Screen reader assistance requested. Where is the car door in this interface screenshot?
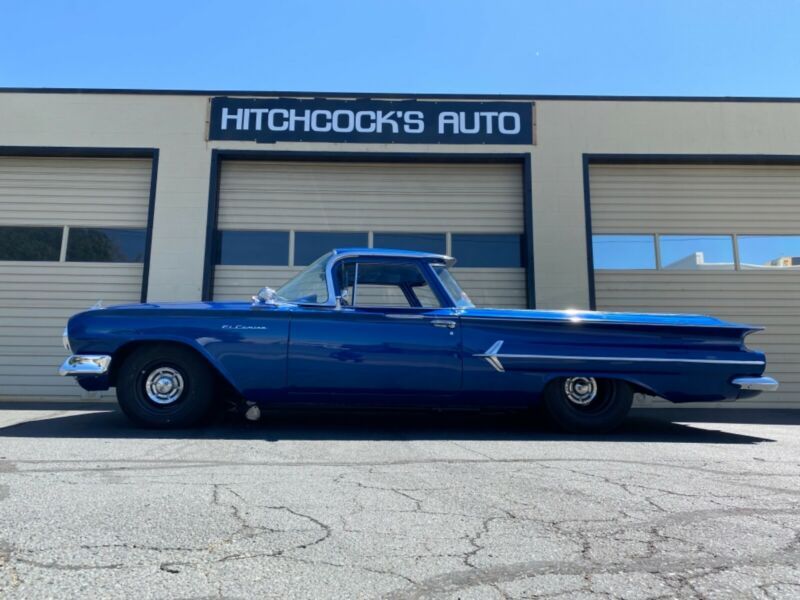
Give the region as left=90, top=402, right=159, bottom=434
left=287, top=259, right=462, bottom=401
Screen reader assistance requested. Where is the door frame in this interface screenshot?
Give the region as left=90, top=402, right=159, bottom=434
left=201, top=149, right=535, bottom=308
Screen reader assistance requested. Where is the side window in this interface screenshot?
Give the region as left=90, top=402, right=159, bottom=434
left=356, top=284, right=412, bottom=307
left=349, top=262, right=443, bottom=308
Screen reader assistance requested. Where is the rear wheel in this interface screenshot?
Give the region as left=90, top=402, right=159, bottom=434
left=116, top=344, right=215, bottom=428
left=542, top=377, right=633, bottom=433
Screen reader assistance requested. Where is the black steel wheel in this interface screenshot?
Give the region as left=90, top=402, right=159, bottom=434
left=542, top=377, right=633, bottom=433
left=116, top=344, right=214, bottom=428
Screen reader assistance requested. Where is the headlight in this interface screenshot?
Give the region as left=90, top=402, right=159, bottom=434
left=62, top=326, right=72, bottom=353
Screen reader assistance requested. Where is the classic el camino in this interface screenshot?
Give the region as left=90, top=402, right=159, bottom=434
left=60, top=248, right=778, bottom=431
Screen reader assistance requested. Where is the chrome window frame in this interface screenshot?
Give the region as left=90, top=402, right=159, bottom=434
left=307, top=252, right=457, bottom=309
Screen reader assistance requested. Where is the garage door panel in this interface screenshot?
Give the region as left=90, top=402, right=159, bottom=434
left=592, top=164, right=800, bottom=407
left=452, top=268, right=527, bottom=309
left=0, top=157, right=151, bottom=228
left=217, top=161, right=523, bottom=232
left=214, top=161, right=526, bottom=307
left=0, top=157, right=150, bottom=400
left=591, top=164, right=800, bottom=235
left=213, top=266, right=301, bottom=302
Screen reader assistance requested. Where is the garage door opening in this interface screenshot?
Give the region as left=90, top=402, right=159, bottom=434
left=0, top=154, right=155, bottom=400
left=588, top=162, right=800, bottom=407
left=207, top=158, right=532, bottom=309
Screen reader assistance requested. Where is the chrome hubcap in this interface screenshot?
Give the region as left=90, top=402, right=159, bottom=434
left=564, top=377, right=598, bottom=406
left=145, top=367, right=184, bottom=405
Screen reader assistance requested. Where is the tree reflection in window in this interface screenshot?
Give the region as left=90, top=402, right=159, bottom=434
left=0, top=226, right=62, bottom=261
left=66, top=228, right=146, bottom=263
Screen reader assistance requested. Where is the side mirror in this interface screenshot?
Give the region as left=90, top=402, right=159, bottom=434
left=334, top=288, right=349, bottom=310
left=252, top=286, right=279, bottom=305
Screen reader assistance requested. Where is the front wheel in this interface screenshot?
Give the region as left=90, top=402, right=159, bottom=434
left=116, top=344, right=215, bottom=428
left=542, top=377, right=633, bottom=434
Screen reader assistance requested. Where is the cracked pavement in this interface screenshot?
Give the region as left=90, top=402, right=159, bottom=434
left=0, top=406, right=798, bottom=599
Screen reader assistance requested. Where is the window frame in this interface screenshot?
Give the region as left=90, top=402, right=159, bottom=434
left=591, top=233, right=658, bottom=271
left=450, top=232, right=525, bottom=268
left=657, top=233, right=736, bottom=271
left=293, top=231, right=369, bottom=266
left=736, top=234, right=800, bottom=270
left=0, top=225, right=63, bottom=262
left=332, top=257, right=453, bottom=310
left=64, top=226, right=148, bottom=264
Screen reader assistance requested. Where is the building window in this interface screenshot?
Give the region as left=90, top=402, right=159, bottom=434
left=660, top=235, right=735, bottom=271
left=294, top=231, right=368, bottom=266
left=592, top=235, right=656, bottom=270
left=66, top=228, right=146, bottom=263
left=451, top=233, right=524, bottom=268
left=0, top=226, right=62, bottom=261
left=373, top=232, right=447, bottom=255
left=739, top=235, right=800, bottom=269
left=215, top=230, right=289, bottom=266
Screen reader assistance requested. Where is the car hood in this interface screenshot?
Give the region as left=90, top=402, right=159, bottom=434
left=459, top=308, right=760, bottom=331
left=101, top=301, right=253, bottom=311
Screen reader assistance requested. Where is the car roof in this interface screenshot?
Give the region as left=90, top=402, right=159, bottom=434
left=331, top=247, right=455, bottom=265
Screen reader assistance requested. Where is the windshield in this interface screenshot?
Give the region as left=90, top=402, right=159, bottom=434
left=433, top=265, right=474, bottom=308
left=275, top=252, right=331, bottom=303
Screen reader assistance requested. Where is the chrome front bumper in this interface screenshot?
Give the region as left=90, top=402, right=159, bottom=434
left=732, top=376, right=779, bottom=392
left=59, top=355, right=112, bottom=376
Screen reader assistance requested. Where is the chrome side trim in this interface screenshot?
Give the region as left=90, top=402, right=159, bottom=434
left=494, top=353, right=764, bottom=365
left=475, top=340, right=505, bottom=372
left=732, top=376, right=779, bottom=391
left=59, top=355, right=112, bottom=376
left=472, top=339, right=765, bottom=372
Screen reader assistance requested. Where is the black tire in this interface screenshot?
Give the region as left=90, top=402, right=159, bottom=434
left=542, top=377, right=633, bottom=434
left=116, top=344, right=215, bottom=428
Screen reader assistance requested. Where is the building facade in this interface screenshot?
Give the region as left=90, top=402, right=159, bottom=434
left=1, top=89, right=798, bottom=406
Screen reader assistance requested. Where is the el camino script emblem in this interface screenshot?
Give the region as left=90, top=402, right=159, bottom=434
left=221, top=324, right=268, bottom=330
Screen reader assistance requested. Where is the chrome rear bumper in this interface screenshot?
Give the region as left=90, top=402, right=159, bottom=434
left=59, top=355, right=112, bottom=376
left=731, top=376, right=779, bottom=392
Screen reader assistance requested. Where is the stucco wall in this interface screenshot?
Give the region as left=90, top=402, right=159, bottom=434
left=3, top=92, right=800, bottom=308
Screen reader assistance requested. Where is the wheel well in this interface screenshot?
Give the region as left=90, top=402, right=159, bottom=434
left=109, top=341, right=239, bottom=398
left=543, top=374, right=656, bottom=398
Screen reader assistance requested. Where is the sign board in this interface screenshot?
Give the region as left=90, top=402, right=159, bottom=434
left=208, top=97, right=534, bottom=145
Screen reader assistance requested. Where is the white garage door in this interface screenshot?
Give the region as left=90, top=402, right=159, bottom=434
left=212, top=161, right=527, bottom=308
left=0, top=156, right=153, bottom=399
left=590, top=163, right=800, bottom=407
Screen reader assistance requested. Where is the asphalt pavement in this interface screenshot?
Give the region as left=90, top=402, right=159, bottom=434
left=0, top=404, right=798, bottom=599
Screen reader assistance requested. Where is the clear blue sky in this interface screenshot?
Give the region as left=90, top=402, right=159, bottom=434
left=1, top=0, right=799, bottom=96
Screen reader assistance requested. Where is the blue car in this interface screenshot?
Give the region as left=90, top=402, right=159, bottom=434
left=59, top=248, right=778, bottom=431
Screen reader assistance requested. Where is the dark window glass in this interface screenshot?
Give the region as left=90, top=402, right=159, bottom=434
left=592, top=235, right=656, bottom=270
left=373, top=232, right=446, bottom=255
left=295, top=231, right=368, bottom=266
left=451, top=234, right=524, bottom=268
left=66, top=228, right=146, bottom=263
left=215, top=230, right=289, bottom=266
left=0, top=226, right=62, bottom=261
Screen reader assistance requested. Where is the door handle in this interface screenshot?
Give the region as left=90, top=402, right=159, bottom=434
left=431, top=319, right=457, bottom=329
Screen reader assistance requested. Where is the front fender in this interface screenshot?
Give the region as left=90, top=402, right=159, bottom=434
left=66, top=308, right=291, bottom=401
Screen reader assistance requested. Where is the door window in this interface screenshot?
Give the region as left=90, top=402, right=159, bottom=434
left=336, top=262, right=443, bottom=308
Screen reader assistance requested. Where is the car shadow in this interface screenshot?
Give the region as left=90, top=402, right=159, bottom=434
left=0, top=404, right=785, bottom=444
